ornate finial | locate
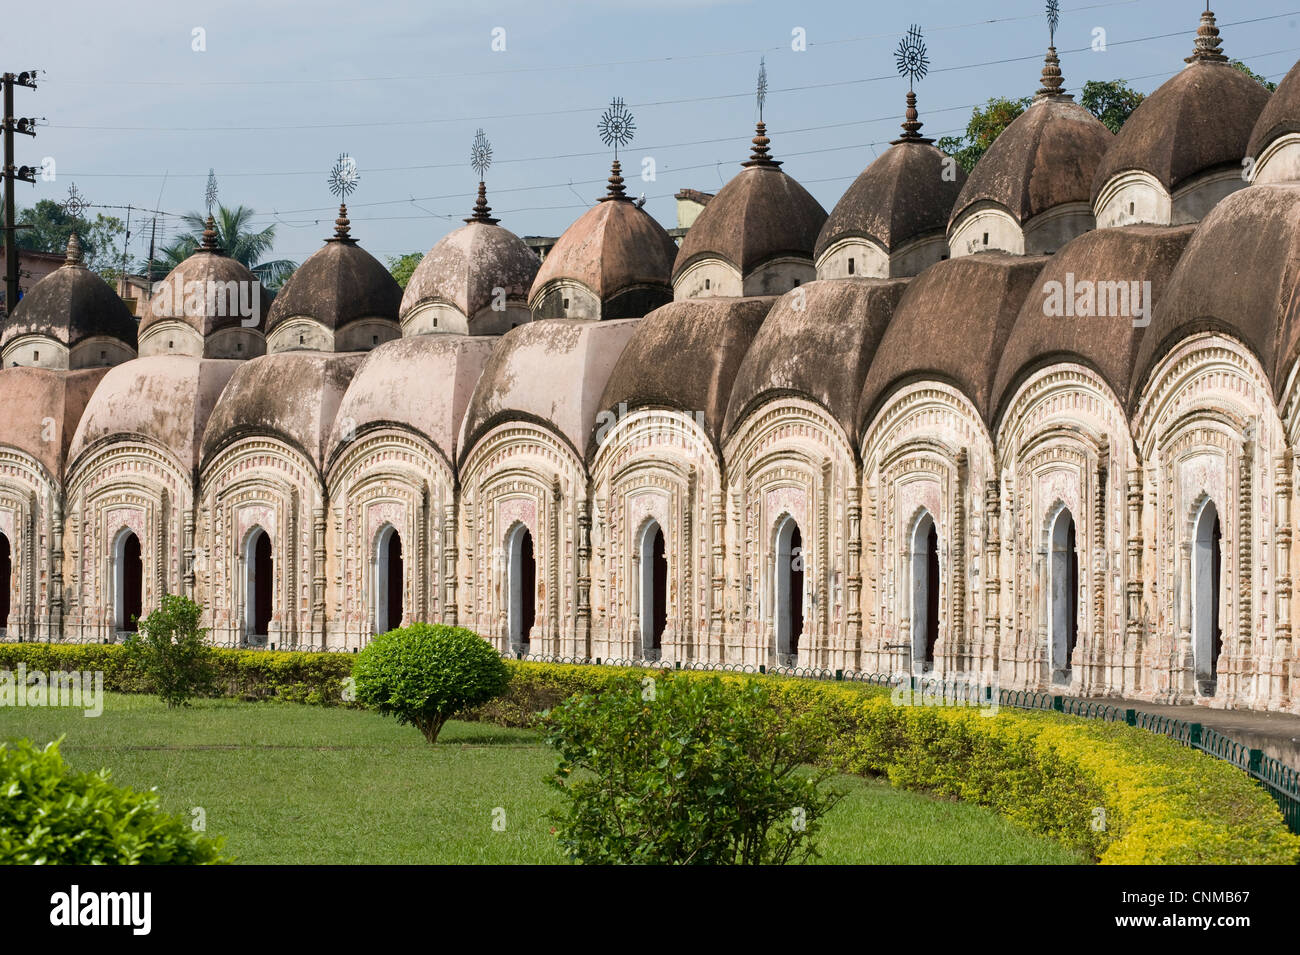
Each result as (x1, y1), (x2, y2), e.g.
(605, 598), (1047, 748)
(201, 214), (220, 252)
(1047, 0), (1060, 46)
(63, 232), (85, 268)
(1186, 6), (1227, 63)
(598, 98), (636, 201)
(204, 168), (218, 216)
(1036, 1), (1069, 97)
(742, 61), (781, 167)
(61, 183), (88, 220)
(467, 130), (499, 224)
(327, 153), (360, 242)
(894, 25), (932, 143)
(756, 56), (768, 122)
(598, 97), (636, 161)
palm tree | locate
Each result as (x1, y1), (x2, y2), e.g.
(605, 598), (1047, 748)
(148, 204), (297, 289)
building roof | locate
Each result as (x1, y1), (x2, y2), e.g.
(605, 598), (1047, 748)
(139, 221), (269, 339)
(401, 220), (539, 324)
(0, 366), (109, 479)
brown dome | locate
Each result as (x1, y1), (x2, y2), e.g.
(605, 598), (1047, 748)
(817, 141), (965, 257)
(141, 247), (269, 338)
(596, 296), (776, 457)
(1134, 184), (1300, 407)
(952, 96), (1112, 229)
(530, 164), (677, 319)
(1093, 60), (1269, 203)
(725, 279), (908, 443)
(858, 253), (1048, 433)
(401, 220), (539, 325)
(1249, 58), (1300, 161)
(1, 236), (136, 355)
(673, 145), (826, 280)
(990, 225), (1195, 428)
(200, 351), (362, 470)
(266, 227), (401, 337)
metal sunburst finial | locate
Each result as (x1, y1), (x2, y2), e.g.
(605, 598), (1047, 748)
(328, 153), (360, 201)
(597, 97), (636, 160)
(757, 56), (768, 121)
(1047, 0), (1061, 46)
(326, 153), (360, 242)
(204, 168), (218, 216)
(61, 182), (88, 220)
(895, 24), (929, 91)
(470, 129), (493, 180)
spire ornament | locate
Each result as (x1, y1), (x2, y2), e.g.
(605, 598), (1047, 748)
(1186, 5), (1228, 63)
(743, 58), (781, 167)
(1037, 1), (1070, 99)
(598, 97), (637, 200)
(63, 232), (85, 268)
(467, 129), (499, 224)
(326, 152), (360, 242)
(202, 169), (221, 252)
(893, 25), (933, 143)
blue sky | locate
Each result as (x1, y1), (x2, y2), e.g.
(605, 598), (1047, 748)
(13, 0), (1300, 267)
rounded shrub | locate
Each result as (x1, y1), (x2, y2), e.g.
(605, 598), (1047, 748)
(352, 624), (510, 742)
(0, 738), (226, 864)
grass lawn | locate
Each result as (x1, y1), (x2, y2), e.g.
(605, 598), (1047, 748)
(1, 693), (1084, 865)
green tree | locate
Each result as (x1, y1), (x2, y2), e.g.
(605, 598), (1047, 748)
(13, 198), (129, 273)
(388, 252), (423, 289)
(1081, 79), (1146, 134)
(545, 674), (845, 865)
(123, 594), (219, 709)
(938, 96), (1032, 173)
(353, 624), (511, 743)
(1230, 59), (1277, 92)
(148, 203), (296, 289)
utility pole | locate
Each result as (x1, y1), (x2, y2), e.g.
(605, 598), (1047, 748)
(3, 70), (39, 318)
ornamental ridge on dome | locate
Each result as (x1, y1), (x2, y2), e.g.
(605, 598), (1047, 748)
(1186, 6), (1228, 63)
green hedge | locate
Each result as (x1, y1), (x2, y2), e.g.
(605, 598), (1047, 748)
(0, 643), (354, 705)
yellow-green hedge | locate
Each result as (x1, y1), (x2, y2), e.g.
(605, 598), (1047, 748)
(492, 663), (1300, 865)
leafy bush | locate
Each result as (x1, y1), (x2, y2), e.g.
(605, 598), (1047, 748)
(0, 738), (225, 864)
(122, 595), (218, 708)
(352, 623), (510, 742)
(544, 673), (845, 864)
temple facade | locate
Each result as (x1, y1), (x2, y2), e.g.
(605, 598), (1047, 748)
(5, 12), (1300, 712)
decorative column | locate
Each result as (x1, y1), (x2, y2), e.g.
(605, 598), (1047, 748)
(312, 504), (326, 641)
(1092, 451), (1108, 686)
(50, 489), (64, 640)
(683, 466), (695, 658)
(1237, 441), (1254, 684)
(818, 458), (831, 659)
(576, 498), (591, 657)
(441, 501), (458, 624)
(951, 450), (968, 669)
(549, 477), (561, 651)
(1125, 467), (1144, 692)
(710, 491), (725, 646)
(1275, 452), (1293, 705)
(847, 484), (863, 662)
(183, 506), (195, 599)
(983, 479), (1001, 674)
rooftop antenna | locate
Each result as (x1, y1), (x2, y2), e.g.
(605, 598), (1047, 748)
(597, 97), (636, 200)
(893, 24), (933, 143)
(467, 128), (499, 224)
(326, 152), (360, 242)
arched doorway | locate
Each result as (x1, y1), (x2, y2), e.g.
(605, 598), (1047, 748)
(1049, 507), (1079, 683)
(639, 521), (666, 657)
(910, 511), (939, 672)
(775, 515), (804, 663)
(1193, 499), (1223, 693)
(508, 524), (536, 651)
(245, 528), (273, 641)
(375, 525), (403, 634)
(0, 533), (10, 634)
(114, 529), (143, 633)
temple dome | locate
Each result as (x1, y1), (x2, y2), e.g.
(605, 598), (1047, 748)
(265, 205), (402, 354)
(672, 124), (826, 299)
(138, 217), (269, 360)
(0, 234), (137, 370)
(817, 95), (967, 279)
(68, 356), (241, 472)
(1093, 10), (1270, 227)
(401, 186), (540, 336)
(529, 162), (677, 320)
(1248, 58), (1300, 183)
(949, 49), (1112, 257)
